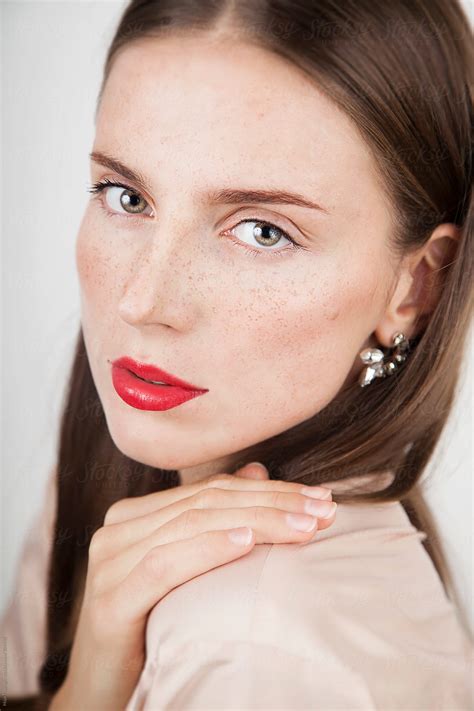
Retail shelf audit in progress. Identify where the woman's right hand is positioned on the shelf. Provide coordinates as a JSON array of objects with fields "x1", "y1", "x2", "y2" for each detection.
[{"x1": 50, "y1": 463, "x2": 336, "y2": 711}]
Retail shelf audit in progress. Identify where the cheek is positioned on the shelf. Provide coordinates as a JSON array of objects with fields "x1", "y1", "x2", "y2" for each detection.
[
  {"x1": 213, "y1": 258, "x2": 385, "y2": 429},
  {"x1": 75, "y1": 210, "x2": 123, "y2": 312},
  {"x1": 75, "y1": 210, "x2": 131, "y2": 370}
]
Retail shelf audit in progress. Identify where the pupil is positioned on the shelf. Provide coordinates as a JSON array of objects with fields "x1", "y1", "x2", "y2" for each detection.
[
  {"x1": 255, "y1": 222, "x2": 279, "y2": 244},
  {"x1": 120, "y1": 190, "x2": 144, "y2": 213}
]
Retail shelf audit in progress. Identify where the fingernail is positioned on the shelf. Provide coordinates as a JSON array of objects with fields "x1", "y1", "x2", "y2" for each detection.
[
  {"x1": 303, "y1": 500, "x2": 337, "y2": 519},
  {"x1": 245, "y1": 462, "x2": 268, "y2": 472},
  {"x1": 228, "y1": 527, "x2": 253, "y2": 545},
  {"x1": 286, "y1": 513, "x2": 318, "y2": 532},
  {"x1": 301, "y1": 486, "x2": 332, "y2": 499}
]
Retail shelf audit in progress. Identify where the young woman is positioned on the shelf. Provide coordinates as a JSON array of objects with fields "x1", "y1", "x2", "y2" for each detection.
[{"x1": 2, "y1": 0, "x2": 473, "y2": 708}]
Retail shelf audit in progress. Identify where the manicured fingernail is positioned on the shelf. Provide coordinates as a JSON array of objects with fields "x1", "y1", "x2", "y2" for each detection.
[
  {"x1": 245, "y1": 462, "x2": 268, "y2": 472},
  {"x1": 301, "y1": 486, "x2": 332, "y2": 499},
  {"x1": 286, "y1": 513, "x2": 318, "y2": 532},
  {"x1": 303, "y1": 500, "x2": 337, "y2": 519},
  {"x1": 228, "y1": 527, "x2": 253, "y2": 545}
]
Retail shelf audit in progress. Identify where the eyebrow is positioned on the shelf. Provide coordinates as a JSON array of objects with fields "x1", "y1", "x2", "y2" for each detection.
[{"x1": 89, "y1": 150, "x2": 329, "y2": 213}]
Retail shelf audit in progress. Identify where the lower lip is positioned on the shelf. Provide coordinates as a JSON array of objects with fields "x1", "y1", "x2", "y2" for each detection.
[{"x1": 111, "y1": 366, "x2": 208, "y2": 411}]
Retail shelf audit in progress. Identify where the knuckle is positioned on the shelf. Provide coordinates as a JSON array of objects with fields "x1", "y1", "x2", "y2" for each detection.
[
  {"x1": 252, "y1": 506, "x2": 268, "y2": 525},
  {"x1": 205, "y1": 473, "x2": 231, "y2": 488},
  {"x1": 88, "y1": 528, "x2": 108, "y2": 562},
  {"x1": 103, "y1": 500, "x2": 127, "y2": 526},
  {"x1": 142, "y1": 548, "x2": 163, "y2": 578},
  {"x1": 193, "y1": 487, "x2": 218, "y2": 508},
  {"x1": 269, "y1": 490, "x2": 286, "y2": 509},
  {"x1": 177, "y1": 508, "x2": 200, "y2": 536}
]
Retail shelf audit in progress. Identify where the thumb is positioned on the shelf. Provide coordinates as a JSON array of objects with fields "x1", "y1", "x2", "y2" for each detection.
[{"x1": 237, "y1": 462, "x2": 269, "y2": 480}]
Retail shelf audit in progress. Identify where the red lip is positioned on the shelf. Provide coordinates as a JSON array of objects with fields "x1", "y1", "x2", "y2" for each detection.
[
  {"x1": 112, "y1": 356, "x2": 205, "y2": 390},
  {"x1": 110, "y1": 356, "x2": 208, "y2": 411}
]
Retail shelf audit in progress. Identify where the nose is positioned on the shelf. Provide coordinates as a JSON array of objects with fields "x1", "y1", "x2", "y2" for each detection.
[{"x1": 117, "y1": 235, "x2": 197, "y2": 330}]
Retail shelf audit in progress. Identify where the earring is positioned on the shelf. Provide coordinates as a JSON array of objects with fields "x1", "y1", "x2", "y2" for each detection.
[{"x1": 358, "y1": 332, "x2": 411, "y2": 387}]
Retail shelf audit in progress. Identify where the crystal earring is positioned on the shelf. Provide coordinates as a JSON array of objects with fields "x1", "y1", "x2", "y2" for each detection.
[{"x1": 358, "y1": 332, "x2": 411, "y2": 387}]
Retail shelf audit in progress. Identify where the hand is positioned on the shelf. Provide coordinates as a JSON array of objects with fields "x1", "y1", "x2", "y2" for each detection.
[
  {"x1": 236, "y1": 463, "x2": 335, "y2": 533},
  {"x1": 49, "y1": 463, "x2": 336, "y2": 710}
]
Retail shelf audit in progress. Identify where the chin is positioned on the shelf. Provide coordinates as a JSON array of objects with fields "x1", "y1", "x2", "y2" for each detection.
[
  {"x1": 101, "y1": 409, "x2": 193, "y2": 471},
  {"x1": 105, "y1": 418, "x2": 169, "y2": 468}
]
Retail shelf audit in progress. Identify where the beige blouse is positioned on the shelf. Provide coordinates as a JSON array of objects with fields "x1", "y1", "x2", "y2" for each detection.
[{"x1": 1, "y1": 467, "x2": 472, "y2": 709}]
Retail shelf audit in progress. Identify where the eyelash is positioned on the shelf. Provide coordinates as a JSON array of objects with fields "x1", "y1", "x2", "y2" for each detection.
[{"x1": 86, "y1": 178, "x2": 310, "y2": 260}]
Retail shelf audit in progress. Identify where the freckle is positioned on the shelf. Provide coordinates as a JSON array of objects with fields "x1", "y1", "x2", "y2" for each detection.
[{"x1": 326, "y1": 304, "x2": 340, "y2": 321}]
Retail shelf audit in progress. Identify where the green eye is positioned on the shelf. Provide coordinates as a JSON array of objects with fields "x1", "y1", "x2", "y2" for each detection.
[
  {"x1": 88, "y1": 179, "x2": 153, "y2": 217},
  {"x1": 224, "y1": 218, "x2": 308, "y2": 259}
]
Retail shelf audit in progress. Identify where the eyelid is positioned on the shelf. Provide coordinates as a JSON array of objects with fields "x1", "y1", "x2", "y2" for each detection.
[
  {"x1": 221, "y1": 206, "x2": 307, "y2": 243},
  {"x1": 89, "y1": 177, "x2": 155, "y2": 219},
  {"x1": 88, "y1": 178, "x2": 312, "y2": 247},
  {"x1": 91, "y1": 177, "x2": 310, "y2": 232},
  {"x1": 88, "y1": 181, "x2": 314, "y2": 259},
  {"x1": 93, "y1": 175, "x2": 155, "y2": 213}
]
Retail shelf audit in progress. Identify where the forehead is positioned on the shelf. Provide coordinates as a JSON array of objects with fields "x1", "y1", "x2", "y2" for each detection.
[{"x1": 95, "y1": 35, "x2": 383, "y2": 217}]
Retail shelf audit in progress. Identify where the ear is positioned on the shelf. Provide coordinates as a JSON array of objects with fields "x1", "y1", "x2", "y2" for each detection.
[{"x1": 374, "y1": 222, "x2": 461, "y2": 346}]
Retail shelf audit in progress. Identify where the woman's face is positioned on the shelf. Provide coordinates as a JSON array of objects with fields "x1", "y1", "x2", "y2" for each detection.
[{"x1": 76, "y1": 34, "x2": 399, "y2": 481}]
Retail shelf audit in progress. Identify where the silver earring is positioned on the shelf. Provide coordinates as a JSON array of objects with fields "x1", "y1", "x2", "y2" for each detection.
[{"x1": 358, "y1": 332, "x2": 411, "y2": 387}]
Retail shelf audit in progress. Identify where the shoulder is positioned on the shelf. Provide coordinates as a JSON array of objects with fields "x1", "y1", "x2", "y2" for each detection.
[
  {"x1": 260, "y1": 499, "x2": 473, "y2": 707},
  {"x1": 144, "y1": 500, "x2": 458, "y2": 651},
  {"x1": 134, "y1": 500, "x2": 472, "y2": 710}
]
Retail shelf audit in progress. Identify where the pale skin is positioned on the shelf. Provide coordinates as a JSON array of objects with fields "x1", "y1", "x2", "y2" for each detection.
[{"x1": 51, "y1": 30, "x2": 460, "y2": 710}]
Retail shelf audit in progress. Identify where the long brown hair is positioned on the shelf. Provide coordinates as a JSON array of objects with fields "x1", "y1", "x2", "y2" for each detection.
[{"x1": 10, "y1": 0, "x2": 473, "y2": 708}]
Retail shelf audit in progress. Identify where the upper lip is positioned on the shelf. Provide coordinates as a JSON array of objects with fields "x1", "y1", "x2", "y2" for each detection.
[{"x1": 111, "y1": 356, "x2": 208, "y2": 391}]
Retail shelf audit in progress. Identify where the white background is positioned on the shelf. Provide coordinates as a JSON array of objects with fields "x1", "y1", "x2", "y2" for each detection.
[{"x1": 1, "y1": 0, "x2": 473, "y2": 636}]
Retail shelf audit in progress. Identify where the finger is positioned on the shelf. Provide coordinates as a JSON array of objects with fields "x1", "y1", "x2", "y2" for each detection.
[
  {"x1": 147, "y1": 502, "x2": 336, "y2": 547},
  {"x1": 234, "y1": 465, "x2": 333, "y2": 507},
  {"x1": 94, "y1": 500, "x2": 337, "y2": 592},
  {"x1": 104, "y1": 470, "x2": 331, "y2": 525},
  {"x1": 310, "y1": 501, "x2": 336, "y2": 532},
  {"x1": 236, "y1": 462, "x2": 269, "y2": 480},
  {"x1": 104, "y1": 527, "x2": 256, "y2": 625},
  {"x1": 96, "y1": 485, "x2": 335, "y2": 558}
]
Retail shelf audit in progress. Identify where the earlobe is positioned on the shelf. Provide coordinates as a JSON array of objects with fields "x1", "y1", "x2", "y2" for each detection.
[{"x1": 374, "y1": 223, "x2": 461, "y2": 346}]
